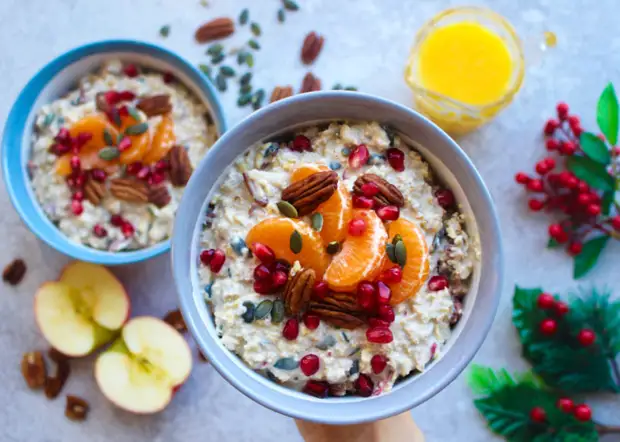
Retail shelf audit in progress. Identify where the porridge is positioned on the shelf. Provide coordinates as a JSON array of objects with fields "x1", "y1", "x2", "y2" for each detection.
[
  {"x1": 198, "y1": 121, "x2": 478, "y2": 398},
  {"x1": 29, "y1": 60, "x2": 218, "y2": 251}
]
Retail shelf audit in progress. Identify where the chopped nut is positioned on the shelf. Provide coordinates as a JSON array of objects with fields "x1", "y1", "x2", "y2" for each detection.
[
  {"x1": 21, "y1": 351, "x2": 46, "y2": 389},
  {"x1": 136, "y1": 95, "x2": 172, "y2": 117},
  {"x1": 109, "y1": 178, "x2": 149, "y2": 203},
  {"x1": 163, "y1": 309, "x2": 187, "y2": 334},
  {"x1": 44, "y1": 355, "x2": 71, "y2": 400},
  {"x1": 3, "y1": 258, "x2": 26, "y2": 285},
  {"x1": 65, "y1": 395, "x2": 89, "y2": 421},
  {"x1": 195, "y1": 17, "x2": 235, "y2": 43},
  {"x1": 300, "y1": 72, "x2": 321, "y2": 93},
  {"x1": 270, "y1": 85, "x2": 294, "y2": 103},
  {"x1": 281, "y1": 171, "x2": 337, "y2": 216},
  {"x1": 167, "y1": 145, "x2": 193, "y2": 187},
  {"x1": 301, "y1": 32, "x2": 325, "y2": 65}
]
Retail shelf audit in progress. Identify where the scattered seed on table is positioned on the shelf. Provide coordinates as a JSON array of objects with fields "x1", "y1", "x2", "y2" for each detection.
[
  {"x1": 239, "y1": 8, "x2": 249, "y2": 25},
  {"x1": 248, "y1": 39, "x2": 260, "y2": 50},
  {"x1": 250, "y1": 22, "x2": 262, "y2": 37},
  {"x1": 237, "y1": 93, "x2": 252, "y2": 107},
  {"x1": 283, "y1": 0, "x2": 299, "y2": 11},
  {"x1": 277, "y1": 8, "x2": 286, "y2": 22},
  {"x1": 220, "y1": 65, "x2": 235, "y2": 77},
  {"x1": 159, "y1": 25, "x2": 170, "y2": 38},
  {"x1": 240, "y1": 72, "x2": 252, "y2": 85},
  {"x1": 207, "y1": 44, "x2": 224, "y2": 56},
  {"x1": 211, "y1": 53, "x2": 225, "y2": 65},
  {"x1": 215, "y1": 74, "x2": 227, "y2": 92},
  {"x1": 198, "y1": 64, "x2": 212, "y2": 78},
  {"x1": 240, "y1": 83, "x2": 252, "y2": 95}
]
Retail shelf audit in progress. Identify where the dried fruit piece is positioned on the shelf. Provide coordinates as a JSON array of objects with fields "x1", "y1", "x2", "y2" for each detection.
[
  {"x1": 301, "y1": 32, "x2": 325, "y2": 65},
  {"x1": 44, "y1": 353, "x2": 71, "y2": 399},
  {"x1": 281, "y1": 171, "x2": 338, "y2": 216},
  {"x1": 21, "y1": 351, "x2": 46, "y2": 389},
  {"x1": 168, "y1": 145, "x2": 193, "y2": 186},
  {"x1": 300, "y1": 72, "x2": 321, "y2": 93},
  {"x1": 283, "y1": 268, "x2": 315, "y2": 315},
  {"x1": 65, "y1": 395, "x2": 90, "y2": 421},
  {"x1": 353, "y1": 174, "x2": 405, "y2": 207},
  {"x1": 3, "y1": 258, "x2": 26, "y2": 285},
  {"x1": 83, "y1": 176, "x2": 107, "y2": 205},
  {"x1": 136, "y1": 95, "x2": 172, "y2": 117},
  {"x1": 270, "y1": 85, "x2": 294, "y2": 103},
  {"x1": 195, "y1": 17, "x2": 235, "y2": 43},
  {"x1": 163, "y1": 309, "x2": 187, "y2": 333},
  {"x1": 109, "y1": 178, "x2": 149, "y2": 203}
]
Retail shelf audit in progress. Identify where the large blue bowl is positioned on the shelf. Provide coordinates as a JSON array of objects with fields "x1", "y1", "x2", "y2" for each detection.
[{"x1": 2, "y1": 40, "x2": 227, "y2": 265}]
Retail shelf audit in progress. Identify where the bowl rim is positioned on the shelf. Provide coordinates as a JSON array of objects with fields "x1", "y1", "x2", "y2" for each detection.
[
  {"x1": 1, "y1": 39, "x2": 227, "y2": 265},
  {"x1": 172, "y1": 91, "x2": 503, "y2": 423}
]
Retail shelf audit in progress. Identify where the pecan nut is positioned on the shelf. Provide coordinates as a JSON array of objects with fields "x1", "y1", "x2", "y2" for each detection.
[
  {"x1": 136, "y1": 94, "x2": 172, "y2": 117},
  {"x1": 283, "y1": 268, "x2": 316, "y2": 316},
  {"x1": 109, "y1": 178, "x2": 149, "y2": 203},
  {"x1": 300, "y1": 72, "x2": 321, "y2": 93},
  {"x1": 65, "y1": 395, "x2": 90, "y2": 422},
  {"x1": 168, "y1": 145, "x2": 193, "y2": 187},
  {"x1": 353, "y1": 174, "x2": 405, "y2": 207},
  {"x1": 281, "y1": 171, "x2": 337, "y2": 216},
  {"x1": 148, "y1": 184, "x2": 171, "y2": 208},
  {"x1": 301, "y1": 32, "x2": 325, "y2": 65},
  {"x1": 21, "y1": 351, "x2": 46, "y2": 389},
  {"x1": 44, "y1": 351, "x2": 71, "y2": 400},
  {"x1": 195, "y1": 17, "x2": 235, "y2": 43},
  {"x1": 84, "y1": 177, "x2": 107, "y2": 206},
  {"x1": 270, "y1": 85, "x2": 294, "y2": 103},
  {"x1": 3, "y1": 258, "x2": 26, "y2": 285},
  {"x1": 308, "y1": 293, "x2": 366, "y2": 330}
]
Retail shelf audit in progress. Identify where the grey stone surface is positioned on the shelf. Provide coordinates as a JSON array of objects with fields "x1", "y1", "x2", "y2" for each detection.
[{"x1": 0, "y1": 0, "x2": 619, "y2": 440}]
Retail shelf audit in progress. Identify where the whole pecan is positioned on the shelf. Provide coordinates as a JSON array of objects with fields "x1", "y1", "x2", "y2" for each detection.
[
  {"x1": 195, "y1": 17, "x2": 235, "y2": 43},
  {"x1": 308, "y1": 293, "x2": 366, "y2": 330},
  {"x1": 281, "y1": 171, "x2": 337, "y2": 216},
  {"x1": 168, "y1": 145, "x2": 193, "y2": 187},
  {"x1": 136, "y1": 94, "x2": 172, "y2": 117},
  {"x1": 84, "y1": 177, "x2": 107, "y2": 206},
  {"x1": 301, "y1": 32, "x2": 325, "y2": 65},
  {"x1": 283, "y1": 268, "x2": 315, "y2": 316},
  {"x1": 300, "y1": 72, "x2": 321, "y2": 93},
  {"x1": 270, "y1": 85, "x2": 294, "y2": 103},
  {"x1": 109, "y1": 178, "x2": 149, "y2": 203},
  {"x1": 353, "y1": 174, "x2": 405, "y2": 207},
  {"x1": 3, "y1": 258, "x2": 26, "y2": 285},
  {"x1": 21, "y1": 351, "x2": 46, "y2": 389},
  {"x1": 148, "y1": 184, "x2": 171, "y2": 208}
]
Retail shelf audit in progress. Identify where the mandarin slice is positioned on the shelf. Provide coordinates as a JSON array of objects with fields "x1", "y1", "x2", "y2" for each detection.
[
  {"x1": 118, "y1": 114, "x2": 151, "y2": 165},
  {"x1": 324, "y1": 209, "x2": 388, "y2": 292},
  {"x1": 383, "y1": 219, "x2": 430, "y2": 305},
  {"x1": 290, "y1": 164, "x2": 352, "y2": 244},
  {"x1": 142, "y1": 114, "x2": 176, "y2": 164},
  {"x1": 245, "y1": 217, "x2": 330, "y2": 278}
]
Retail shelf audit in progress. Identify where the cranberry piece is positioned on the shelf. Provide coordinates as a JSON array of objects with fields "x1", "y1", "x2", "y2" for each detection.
[
  {"x1": 612, "y1": 216, "x2": 620, "y2": 231},
  {"x1": 303, "y1": 313, "x2": 320, "y2": 330},
  {"x1": 528, "y1": 199, "x2": 544, "y2": 211},
  {"x1": 149, "y1": 171, "x2": 166, "y2": 185},
  {"x1": 253, "y1": 279, "x2": 273, "y2": 295},
  {"x1": 70, "y1": 200, "x2": 83, "y2": 216},
  {"x1": 435, "y1": 189, "x2": 455, "y2": 208},
  {"x1": 515, "y1": 172, "x2": 530, "y2": 184},
  {"x1": 91, "y1": 168, "x2": 107, "y2": 182},
  {"x1": 428, "y1": 275, "x2": 449, "y2": 291},
  {"x1": 554, "y1": 301, "x2": 569, "y2": 316},
  {"x1": 536, "y1": 293, "x2": 555, "y2": 310},
  {"x1": 366, "y1": 326, "x2": 393, "y2": 344},
  {"x1": 121, "y1": 221, "x2": 135, "y2": 238},
  {"x1": 72, "y1": 191, "x2": 84, "y2": 202},
  {"x1": 371, "y1": 355, "x2": 388, "y2": 374},
  {"x1": 118, "y1": 90, "x2": 136, "y2": 101},
  {"x1": 300, "y1": 354, "x2": 320, "y2": 376},
  {"x1": 361, "y1": 182, "x2": 380, "y2": 197},
  {"x1": 348, "y1": 144, "x2": 369, "y2": 169},
  {"x1": 126, "y1": 162, "x2": 143, "y2": 175},
  {"x1": 529, "y1": 406, "x2": 546, "y2": 423},
  {"x1": 154, "y1": 159, "x2": 170, "y2": 172},
  {"x1": 272, "y1": 270, "x2": 288, "y2": 288},
  {"x1": 252, "y1": 242, "x2": 275, "y2": 264},
  {"x1": 123, "y1": 64, "x2": 139, "y2": 77},
  {"x1": 352, "y1": 195, "x2": 375, "y2": 209},
  {"x1": 568, "y1": 242, "x2": 583, "y2": 256},
  {"x1": 356, "y1": 374, "x2": 374, "y2": 397},
  {"x1": 357, "y1": 281, "x2": 376, "y2": 311},
  {"x1": 386, "y1": 147, "x2": 405, "y2": 172},
  {"x1": 93, "y1": 224, "x2": 108, "y2": 238},
  {"x1": 556, "y1": 397, "x2": 574, "y2": 413},
  {"x1": 69, "y1": 156, "x2": 81, "y2": 171},
  {"x1": 368, "y1": 318, "x2": 390, "y2": 328},
  {"x1": 209, "y1": 249, "x2": 226, "y2": 273},
  {"x1": 118, "y1": 136, "x2": 132, "y2": 152},
  {"x1": 539, "y1": 318, "x2": 557, "y2": 335},
  {"x1": 200, "y1": 249, "x2": 215, "y2": 266},
  {"x1": 543, "y1": 119, "x2": 559, "y2": 135},
  {"x1": 375, "y1": 281, "x2": 392, "y2": 305},
  {"x1": 136, "y1": 166, "x2": 151, "y2": 181},
  {"x1": 376, "y1": 205, "x2": 399, "y2": 221},
  {"x1": 291, "y1": 135, "x2": 312, "y2": 152},
  {"x1": 282, "y1": 318, "x2": 299, "y2": 340},
  {"x1": 313, "y1": 280, "x2": 329, "y2": 299},
  {"x1": 110, "y1": 214, "x2": 124, "y2": 227},
  {"x1": 545, "y1": 139, "x2": 559, "y2": 151},
  {"x1": 577, "y1": 329, "x2": 596, "y2": 346},
  {"x1": 348, "y1": 218, "x2": 366, "y2": 236},
  {"x1": 377, "y1": 304, "x2": 395, "y2": 323},
  {"x1": 380, "y1": 266, "x2": 402, "y2": 284},
  {"x1": 573, "y1": 404, "x2": 592, "y2": 422},
  {"x1": 303, "y1": 380, "x2": 329, "y2": 398}
]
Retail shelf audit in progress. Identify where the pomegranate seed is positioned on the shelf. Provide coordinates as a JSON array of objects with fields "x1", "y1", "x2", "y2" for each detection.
[
  {"x1": 561, "y1": 141, "x2": 577, "y2": 156},
  {"x1": 55, "y1": 128, "x2": 72, "y2": 144},
  {"x1": 556, "y1": 102, "x2": 569, "y2": 120},
  {"x1": 303, "y1": 380, "x2": 329, "y2": 398},
  {"x1": 371, "y1": 355, "x2": 388, "y2": 374},
  {"x1": 543, "y1": 119, "x2": 559, "y2": 135},
  {"x1": 136, "y1": 166, "x2": 151, "y2": 180},
  {"x1": 556, "y1": 398, "x2": 574, "y2": 413},
  {"x1": 253, "y1": 279, "x2": 273, "y2": 295},
  {"x1": 272, "y1": 270, "x2": 288, "y2": 288},
  {"x1": 348, "y1": 144, "x2": 370, "y2": 169},
  {"x1": 586, "y1": 204, "x2": 601, "y2": 216},
  {"x1": 577, "y1": 329, "x2": 596, "y2": 346},
  {"x1": 282, "y1": 318, "x2": 299, "y2": 340},
  {"x1": 348, "y1": 218, "x2": 366, "y2": 236},
  {"x1": 526, "y1": 179, "x2": 544, "y2": 192},
  {"x1": 568, "y1": 242, "x2": 583, "y2": 256},
  {"x1": 303, "y1": 313, "x2": 320, "y2": 330},
  {"x1": 366, "y1": 327, "x2": 393, "y2": 344},
  {"x1": 554, "y1": 301, "x2": 569, "y2": 316},
  {"x1": 573, "y1": 404, "x2": 592, "y2": 422},
  {"x1": 300, "y1": 354, "x2": 320, "y2": 376},
  {"x1": 530, "y1": 407, "x2": 547, "y2": 423},
  {"x1": 154, "y1": 159, "x2": 170, "y2": 171},
  {"x1": 163, "y1": 72, "x2": 175, "y2": 84},
  {"x1": 51, "y1": 143, "x2": 70, "y2": 156},
  {"x1": 313, "y1": 280, "x2": 329, "y2": 299},
  {"x1": 76, "y1": 132, "x2": 93, "y2": 147},
  {"x1": 72, "y1": 191, "x2": 84, "y2": 201},
  {"x1": 118, "y1": 136, "x2": 132, "y2": 152},
  {"x1": 536, "y1": 293, "x2": 555, "y2": 310},
  {"x1": 70, "y1": 200, "x2": 83, "y2": 216},
  {"x1": 428, "y1": 275, "x2": 449, "y2": 291},
  {"x1": 377, "y1": 304, "x2": 395, "y2": 323},
  {"x1": 110, "y1": 214, "x2": 124, "y2": 227},
  {"x1": 386, "y1": 147, "x2": 405, "y2": 171},
  {"x1": 435, "y1": 189, "x2": 455, "y2": 208},
  {"x1": 361, "y1": 182, "x2": 380, "y2": 197},
  {"x1": 356, "y1": 374, "x2": 374, "y2": 397},
  {"x1": 376, "y1": 205, "x2": 399, "y2": 221},
  {"x1": 74, "y1": 173, "x2": 86, "y2": 188},
  {"x1": 253, "y1": 264, "x2": 271, "y2": 281},
  {"x1": 357, "y1": 281, "x2": 376, "y2": 311},
  {"x1": 200, "y1": 249, "x2": 215, "y2": 266},
  {"x1": 545, "y1": 139, "x2": 559, "y2": 151},
  {"x1": 528, "y1": 199, "x2": 544, "y2": 211},
  {"x1": 252, "y1": 242, "x2": 275, "y2": 264},
  {"x1": 291, "y1": 135, "x2": 311, "y2": 152},
  {"x1": 91, "y1": 168, "x2": 107, "y2": 182},
  {"x1": 123, "y1": 64, "x2": 139, "y2": 77},
  {"x1": 381, "y1": 266, "x2": 403, "y2": 284},
  {"x1": 352, "y1": 195, "x2": 375, "y2": 209},
  {"x1": 368, "y1": 318, "x2": 390, "y2": 328},
  {"x1": 375, "y1": 281, "x2": 392, "y2": 305},
  {"x1": 104, "y1": 90, "x2": 121, "y2": 105},
  {"x1": 515, "y1": 172, "x2": 530, "y2": 184},
  {"x1": 271, "y1": 260, "x2": 291, "y2": 273},
  {"x1": 126, "y1": 162, "x2": 143, "y2": 175},
  {"x1": 70, "y1": 156, "x2": 81, "y2": 171},
  {"x1": 121, "y1": 221, "x2": 135, "y2": 238},
  {"x1": 118, "y1": 105, "x2": 129, "y2": 117},
  {"x1": 539, "y1": 318, "x2": 557, "y2": 335},
  {"x1": 118, "y1": 90, "x2": 136, "y2": 101},
  {"x1": 209, "y1": 249, "x2": 226, "y2": 273},
  {"x1": 149, "y1": 171, "x2": 166, "y2": 185},
  {"x1": 612, "y1": 216, "x2": 620, "y2": 231},
  {"x1": 93, "y1": 224, "x2": 107, "y2": 238}
]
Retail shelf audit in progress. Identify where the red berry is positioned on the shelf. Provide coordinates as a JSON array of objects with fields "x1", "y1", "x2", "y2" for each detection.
[
  {"x1": 348, "y1": 144, "x2": 370, "y2": 169},
  {"x1": 577, "y1": 181, "x2": 589, "y2": 194},
  {"x1": 303, "y1": 313, "x2": 320, "y2": 330},
  {"x1": 544, "y1": 119, "x2": 560, "y2": 136},
  {"x1": 366, "y1": 327, "x2": 393, "y2": 344},
  {"x1": 386, "y1": 147, "x2": 405, "y2": 172},
  {"x1": 253, "y1": 264, "x2": 271, "y2": 281},
  {"x1": 556, "y1": 397, "x2": 574, "y2": 413},
  {"x1": 93, "y1": 224, "x2": 107, "y2": 238},
  {"x1": 540, "y1": 318, "x2": 557, "y2": 335},
  {"x1": 530, "y1": 406, "x2": 547, "y2": 423},
  {"x1": 577, "y1": 329, "x2": 596, "y2": 346},
  {"x1": 535, "y1": 160, "x2": 549, "y2": 175},
  {"x1": 200, "y1": 249, "x2": 214, "y2": 266},
  {"x1": 568, "y1": 242, "x2": 583, "y2": 256},
  {"x1": 313, "y1": 280, "x2": 329, "y2": 299},
  {"x1": 253, "y1": 279, "x2": 273, "y2": 295},
  {"x1": 545, "y1": 138, "x2": 560, "y2": 151},
  {"x1": 291, "y1": 135, "x2": 311, "y2": 152},
  {"x1": 72, "y1": 191, "x2": 84, "y2": 202},
  {"x1": 537, "y1": 293, "x2": 555, "y2": 310},
  {"x1": 377, "y1": 304, "x2": 395, "y2": 323},
  {"x1": 527, "y1": 179, "x2": 544, "y2": 192},
  {"x1": 586, "y1": 204, "x2": 601, "y2": 216},
  {"x1": 568, "y1": 115, "x2": 580, "y2": 127},
  {"x1": 300, "y1": 354, "x2": 320, "y2": 376},
  {"x1": 612, "y1": 216, "x2": 620, "y2": 231},
  {"x1": 252, "y1": 242, "x2": 275, "y2": 264},
  {"x1": 70, "y1": 155, "x2": 81, "y2": 171},
  {"x1": 118, "y1": 136, "x2": 132, "y2": 152},
  {"x1": 361, "y1": 182, "x2": 380, "y2": 197},
  {"x1": 282, "y1": 318, "x2": 299, "y2": 340},
  {"x1": 554, "y1": 301, "x2": 569, "y2": 316},
  {"x1": 371, "y1": 355, "x2": 388, "y2": 374},
  {"x1": 110, "y1": 214, "x2": 124, "y2": 227},
  {"x1": 348, "y1": 218, "x2": 366, "y2": 236},
  {"x1": 70, "y1": 200, "x2": 83, "y2": 216},
  {"x1": 380, "y1": 266, "x2": 403, "y2": 284},
  {"x1": 528, "y1": 199, "x2": 545, "y2": 211},
  {"x1": 272, "y1": 270, "x2": 288, "y2": 288},
  {"x1": 556, "y1": 102, "x2": 569, "y2": 120},
  {"x1": 303, "y1": 380, "x2": 329, "y2": 398},
  {"x1": 357, "y1": 281, "x2": 376, "y2": 311},
  {"x1": 123, "y1": 64, "x2": 139, "y2": 77},
  {"x1": 356, "y1": 374, "x2": 374, "y2": 397},
  {"x1": 118, "y1": 90, "x2": 136, "y2": 101},
  {"x1": 121, "y1": 221, "x2": 135, "y2": 238},
  {"x1": 376, "y1": 205, "x2": 400, "y2": 221},
  {"x1": 91, "y1": 168, "x2": 107, "y2": 182},
  {"x1": 368, "y1": 318, "x2": 390, "y2": 328},
  {"x1": 573, "y1": 404, "x2": 592, "y2": 422},
  {"x1": 136, "y1": 166, "x2": 151, "y2": 180},
  {"x1": 515, "y1": 172, "x2": 531, "y2": 184},
  {"x1": 352, "y1": 195, "x2": 375, "y2": 209},
  {"x1": 548, "y1": 223, "x2": 564, "y2": 239},
  {"x1": 435, "y1": 189, "x2": 455, "y2": 208},
  {"x1": 209, "y1": 249, "x2": 226, "y2": 273},
  {"x1": 561, "y1": 141, "x2": 577, "y2": 156},
  {"x1": 428, "y1": 275, "x2": 449, "y2": 291},
  {"x1": 126, "y1": 162, "x2": 143, "y2": 175},
  {"x1": 375, "y1": 282, "x2": 392, "y2": 305},
  {"x1": 577, "y1": 193, "x2": 591, "y2": 206}
]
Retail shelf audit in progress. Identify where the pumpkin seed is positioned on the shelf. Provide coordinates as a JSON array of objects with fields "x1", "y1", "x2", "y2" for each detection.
[
  {"x1": 290, "y1": 230, "x2": 302, "y2": 254},
  {"x1": 283, "y1": 0, "x2": 299, "y2": 11},
  {"x1": 159, "y1": 25, "x2": 170, "y2": 38},
  {"x1": 277, "y1": 8, "x2": 285, "y2": 22},
  {"x1": 248, "y1": 40, "x2": 260, "y2": 51},
  {"x1": 311, "y1": 213, "x2": 323, "y2": 232},
  {"x1": 349, "y1": 360, "x2": 360, "y2": 376},
  {"x1": 240, "y1": 83, "x2": 252, "y2": 94},
  {"x1": 239, "y1": 8, "x2": 249, "y2": 25},
  {"x1": 274, "y1": 357, "x2": 298, "y2": 370},
  {"x1": 220, "y1": 65, "x2": 235, "y2": 77},
  {"x1": 109, "y1": 107, "x2": 121, "y2": 126},
  {"x1": 103, "y1": 128, "x2": 114, "y2": 146},
  {"x1": 341, "y1": 147, "x2": 351, "y2": 156},
  {"x1": 230, "y1": 237, "x2": 247, "y2": 255},
  {"x1": 211, "y1": 53, "x2": 225, "y2": 65},
  {"x1": 246, "y1": 53, "x2": 255, "y2": 68},
  {"x1": 204, "y1": 281, "x2": 214, "y2": 298},
  {"x1": 383, "y1": 125, "x2": 396, "y2": 146},
  {"x1": 329, "y1": 161, "x2": 341, "y2": 170},
  {"x1": 332, "y1": 83, "x2": 343, "y2": 90},
  {"x1": 341, "y1": 332, "x2": 350, "y2": 343},
  {"x1": 326, "y1": 241, "x2": 340, "y2": 255},
  {"x1": 271, "y1": 299, "x2": 285, "y2": 324},
  {"x1": 215, "y1": 74, "x2": 227, "y2": 92},
  {"x1": 316, "y1": 335, "x2": 337, "y2": 350},
  {"x1": 348, "y1": 346, "x2": 361, "y2": 357},
  {"x1": 254, "y1": 300, "x2": 273, "y2": 320},
  {"x1": 198, "y1": 64, "x2": 212, "y2": 77},
  {"x1": 124, "y1": 122, "x2": 148, "y2": 136},
  {"x1": 242, "y1": 301, "x2": 255, "y2": 323},
  {"x1": 207, "y1": 44, "x2": 223, "y2": 56},
  {"x1": 386, "y1": 243, "x2": 397, "y2": 263},
  {"x1": 368, "y1": 153, "x2": 385, "y2": 165},
  {"x1": 127, "y1": 107, "x2": 141, "y2": 122},
  {"x1": 240, "y1": 72, "x2": 252, "y2": 85},
  {"x1": 264, "y1": 143, "x2": 280, "y2": 158},
  {"x1": 277, "y1": 201, "x2": 298, "y2": 218},
  {"x1": 395, "y1": 240, "x2": 407, "y2": 267},
  {"x1": 237, "y1": 93, "x2": 252, "y2": 107},
  {"x1": 252, "y1": 89, "x2": 265, "y2": 110},
  {"x1": 250, "y1": 22, "x2": 261, "y2": 37},
  {"x1": 42, "y1": 113, "x2": 56, "y2": 127},
  {"x1": 345, "y1": 86, "x2": 358, "y2": 91},
  {"x1": 392, "y1": 234, "x2": 403, "y2": 245},
  {"x1": 237, "y1": 51, "x2": 248, "y2": 66},
  {"x1": 98, "y1": 146, "x2": 120, "y2": 161}
]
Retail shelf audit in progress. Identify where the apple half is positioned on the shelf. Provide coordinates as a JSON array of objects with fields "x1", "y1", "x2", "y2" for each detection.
[
  {"x1": 34, "y1": 262, "x2": 130, "y2": 357},
  {"x1": 95, "y1": 316, "x2": 193, "y2": 414}
]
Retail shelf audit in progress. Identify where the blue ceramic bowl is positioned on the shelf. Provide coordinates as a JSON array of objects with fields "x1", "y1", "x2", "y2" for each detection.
[{"x1": 2, "y1": 40, "x2": 227, "y2": 265}]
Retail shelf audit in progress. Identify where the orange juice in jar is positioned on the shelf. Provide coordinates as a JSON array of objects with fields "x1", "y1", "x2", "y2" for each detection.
[{"x1": 405, "y1": 7, "x2": 525, "y2": 135}]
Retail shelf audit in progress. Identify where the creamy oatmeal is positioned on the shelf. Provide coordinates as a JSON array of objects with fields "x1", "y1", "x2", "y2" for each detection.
[
  {"x1": 29, "y1": 60, "x2": 218, "y2": 251},
  {"x1": 198, "y1": 121, "x2": 478, "y2": 398}
]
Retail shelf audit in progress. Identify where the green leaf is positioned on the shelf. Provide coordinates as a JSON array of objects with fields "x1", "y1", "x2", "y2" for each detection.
[
  {"x1": 566, "y1": 155, "x2": 614, "y2": 191},
  {"x1": 467, "y1": 365, "x2": 516, "y2": 396},
  {"x1": 597, "y1": 83, "x2": 619, "y2": 145},
  {"x1": 579, "y1": 132, "x2": 611, "y2": 164},
  {"x1": 573, "y1": 235, "x2": 609, "y2": 279},
  {"x1": 512, "y1": 286, "x2": 545, "y2": 347},
  {"x1": 601, "y1": 190, "x2": 615, "y2": 215}
]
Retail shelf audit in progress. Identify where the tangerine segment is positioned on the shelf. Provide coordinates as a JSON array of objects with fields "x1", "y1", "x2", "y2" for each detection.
[
  {"x1": 245, "y1": 217, "x2": 330, "y2": 278},
  {"x1": 118, "y1": 114, "x2": 151, "y2": 165},
  {"x1": 290, "y1": 164, "x2": 353, "y2": 244},
  {"x1": 383, "y1": 219, "x2": 430, "y2": 305},
  {"x1": 325, "y1": 209, "x2": 388, "y2": 292},
  {"x1": 142, "y1": 114, "x2": 176, "y2": 164}
]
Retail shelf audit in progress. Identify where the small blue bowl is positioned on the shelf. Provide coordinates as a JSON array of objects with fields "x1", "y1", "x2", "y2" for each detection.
[{"x1": 2, "y1": 40, "x2": 227, "y2": 265}]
